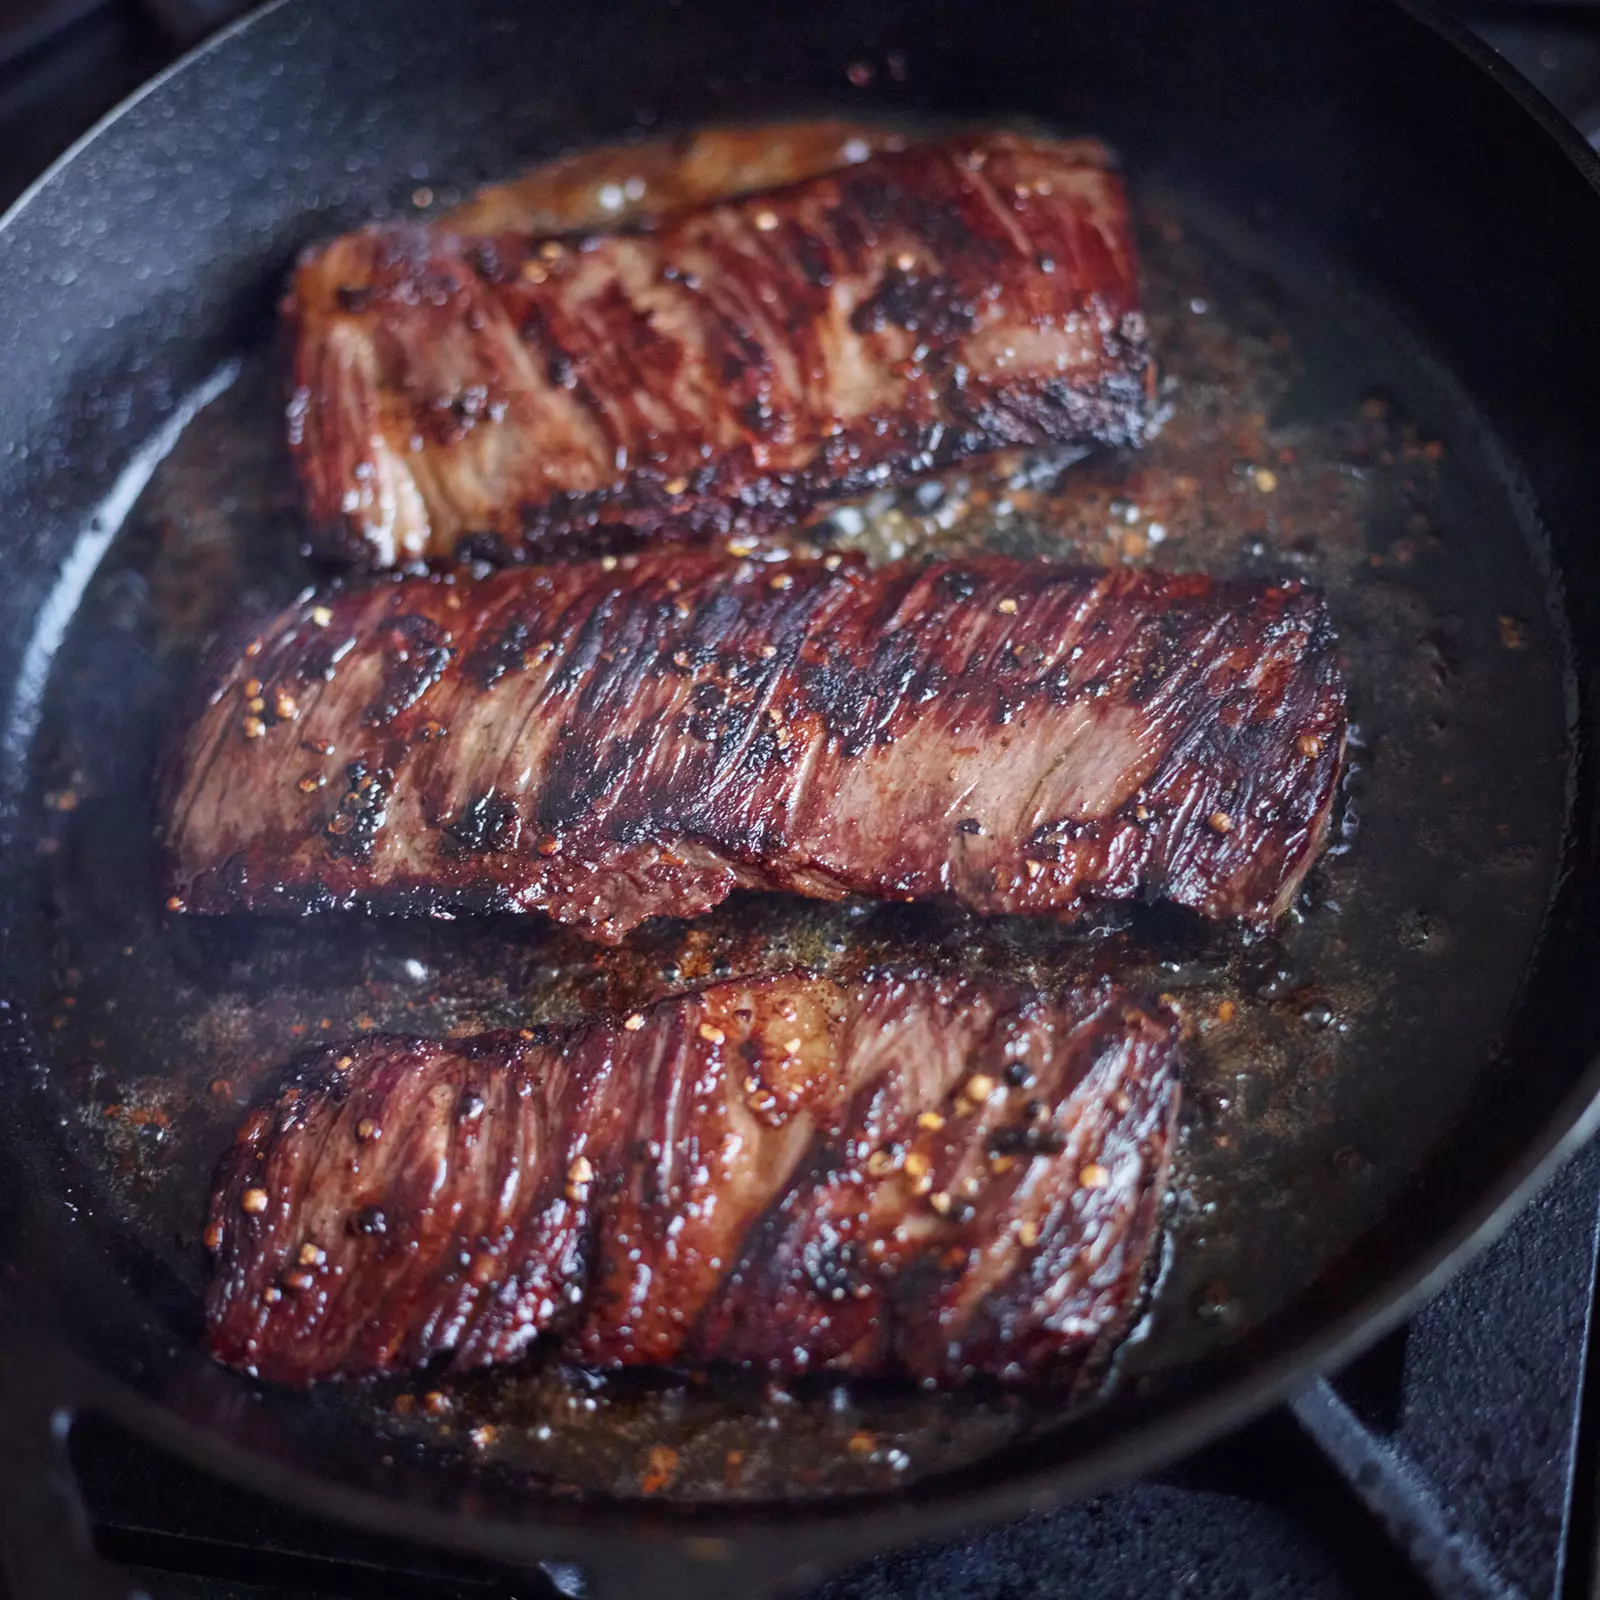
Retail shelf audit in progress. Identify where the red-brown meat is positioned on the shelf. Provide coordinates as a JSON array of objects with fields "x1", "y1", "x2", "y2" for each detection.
[
  {"x1": 205, "y1": 970, "x2": 1180, "y2": 1387},
  {"x1": 160, "y1": 549, "x2": 1346, "y2": 940},
  {"x1": 437, "y1": 121, "x2": 904, "y2": 238},
  {"x1": 287, "y1": 133, "x2": 1153, "y2": 568}
]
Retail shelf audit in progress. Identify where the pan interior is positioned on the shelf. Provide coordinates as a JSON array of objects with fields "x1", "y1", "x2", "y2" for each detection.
[{"x1": 4, "y1": 125, "x2": 1570, "y2": 1505}]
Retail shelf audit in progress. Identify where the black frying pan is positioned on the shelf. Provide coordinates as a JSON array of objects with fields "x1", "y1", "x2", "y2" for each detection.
[{"x1": 3, "y1": 0, "x2": 1600, "y2": 1595}]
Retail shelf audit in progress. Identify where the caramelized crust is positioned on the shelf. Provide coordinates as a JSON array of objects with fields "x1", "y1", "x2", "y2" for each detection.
[
  {"x1": 205, "y1": 971, "x2": 1179, "y2": 1387},
  {"x1": 439, "y1": 121, "x2": 903, "y2": 237},
  {"x1": 160, "y1": 550, "x2": 1345, "y2": 939},
  {"x1": 287, "y1": 132, "x2": 1153, "y2": 567}
]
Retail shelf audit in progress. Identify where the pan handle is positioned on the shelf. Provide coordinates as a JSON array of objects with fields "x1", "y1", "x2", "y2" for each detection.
[{"x1": 0, "y1": 1319, "x2": 151, "y2": 1600}]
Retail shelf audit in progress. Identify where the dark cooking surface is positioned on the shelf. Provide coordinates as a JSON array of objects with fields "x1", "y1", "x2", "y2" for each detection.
[
  {"x1": 6, "y1": 133, "x2": 1567, "y2": 1501},
  {"x1": 3, "y1": 3, "x2": 1600, "y2": 1598},
  {"x1": 59, "y1": 1140, "x2": 1600, "y2": 1598}
]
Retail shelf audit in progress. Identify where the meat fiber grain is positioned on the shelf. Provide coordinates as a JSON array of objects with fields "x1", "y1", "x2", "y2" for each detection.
[
  {"x1": 161, "y1": 550, "x2": 1345, "y2": 939},
  {"x1": 206, "y1": 970, "x2": 1179, "y2": 1387},
  {"x1": 288, "y1": 133, "x2": 1153, "y2": 567}
]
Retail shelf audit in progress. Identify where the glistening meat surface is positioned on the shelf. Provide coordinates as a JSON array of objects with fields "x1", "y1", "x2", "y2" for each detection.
[
  {"x1": 437, "y1": 120, "x2": 903, "y2": 238},
  {"x1": 205, "y1": 970, "x2": 1180, "y2": 1386},
  {"x1": 160, "y1": 550, "x2": 1346, "y2": 939},
  {"x1": 288, "y1": 132, "x2": 1154, "y2": 567}
]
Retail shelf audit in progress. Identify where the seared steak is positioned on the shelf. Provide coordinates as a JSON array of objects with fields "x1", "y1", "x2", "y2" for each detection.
[
  {"x1": 288, "y1": 133, "x2": 1153, "y2": 567},
  {"x1": 160, "y1": 550, "x2": 1346, "y2": 939},
  {"x1": 439, "y1": 120, "x2": 903, "y2": 238},
  {"x1": 205, "y1": 970, "x2": 1180, "y2": 1386}
]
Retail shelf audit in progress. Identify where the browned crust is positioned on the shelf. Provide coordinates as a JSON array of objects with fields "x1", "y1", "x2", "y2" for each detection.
[
  {"x1": 438, "y1": 121, "x2": 906, "y2": 236},
  {"x1": 159, "y1": 550, "x2": 1346, "y2": 940},
  {"x1": 286, "y1": 132, "x2": 1154, "y2": 567},
  {"x1": 204, "y1": 970, "x2": 1180, "y2": 1387}
]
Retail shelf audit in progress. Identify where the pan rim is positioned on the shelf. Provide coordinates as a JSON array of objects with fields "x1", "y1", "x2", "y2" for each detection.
[
  {"x1": 32, "y1": 1072, "x2": 1600, "y2": 1551},
  {"x1": 2, "y1": 0, "x2": 1600, "y2": 1582},
  {"x1": 0, "y1": 0, "x2": 294, "y2": 247}
]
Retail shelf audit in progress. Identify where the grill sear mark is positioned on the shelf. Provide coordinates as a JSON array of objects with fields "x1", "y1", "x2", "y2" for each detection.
[
  {"x1": 203, "y1": 970, "x2": 1180, "y2": 1388},
  {"x1": 285, "y1": 133, "x2": 1155, "y2": 568},
  {"x1": 158, "y1": 550, "x2": 1346, "y2": 938}
]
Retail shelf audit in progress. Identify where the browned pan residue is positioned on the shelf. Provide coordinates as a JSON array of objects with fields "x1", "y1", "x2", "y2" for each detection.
[{"x1": 18, "y1": 123, "x2": 1567, "y2": 1502}]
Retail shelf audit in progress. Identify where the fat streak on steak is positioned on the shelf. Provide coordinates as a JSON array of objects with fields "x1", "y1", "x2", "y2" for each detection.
[
  {"x1": 288, "y1": 132, "x2": 1154, "y2": 568},
  {"x1": 438, "y1": 120, "x2": 904, "y2": 238},
  {"x1": 205, "y1": 970, "x2": 1180, "y2": 1387},
  {"x1": 160, "y1": 550, "x2": 1346, "y2": 940}
]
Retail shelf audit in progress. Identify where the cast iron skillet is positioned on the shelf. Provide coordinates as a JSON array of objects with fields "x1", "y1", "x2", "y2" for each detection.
[{"x1": 3, "y1": 0, "x2": 1600, "y2": 1594}]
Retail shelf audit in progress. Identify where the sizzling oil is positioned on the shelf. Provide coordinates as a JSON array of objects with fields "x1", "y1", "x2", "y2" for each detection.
[{"x1": 16, "y1": 130, "x2": 1567, "y2": 1501}]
